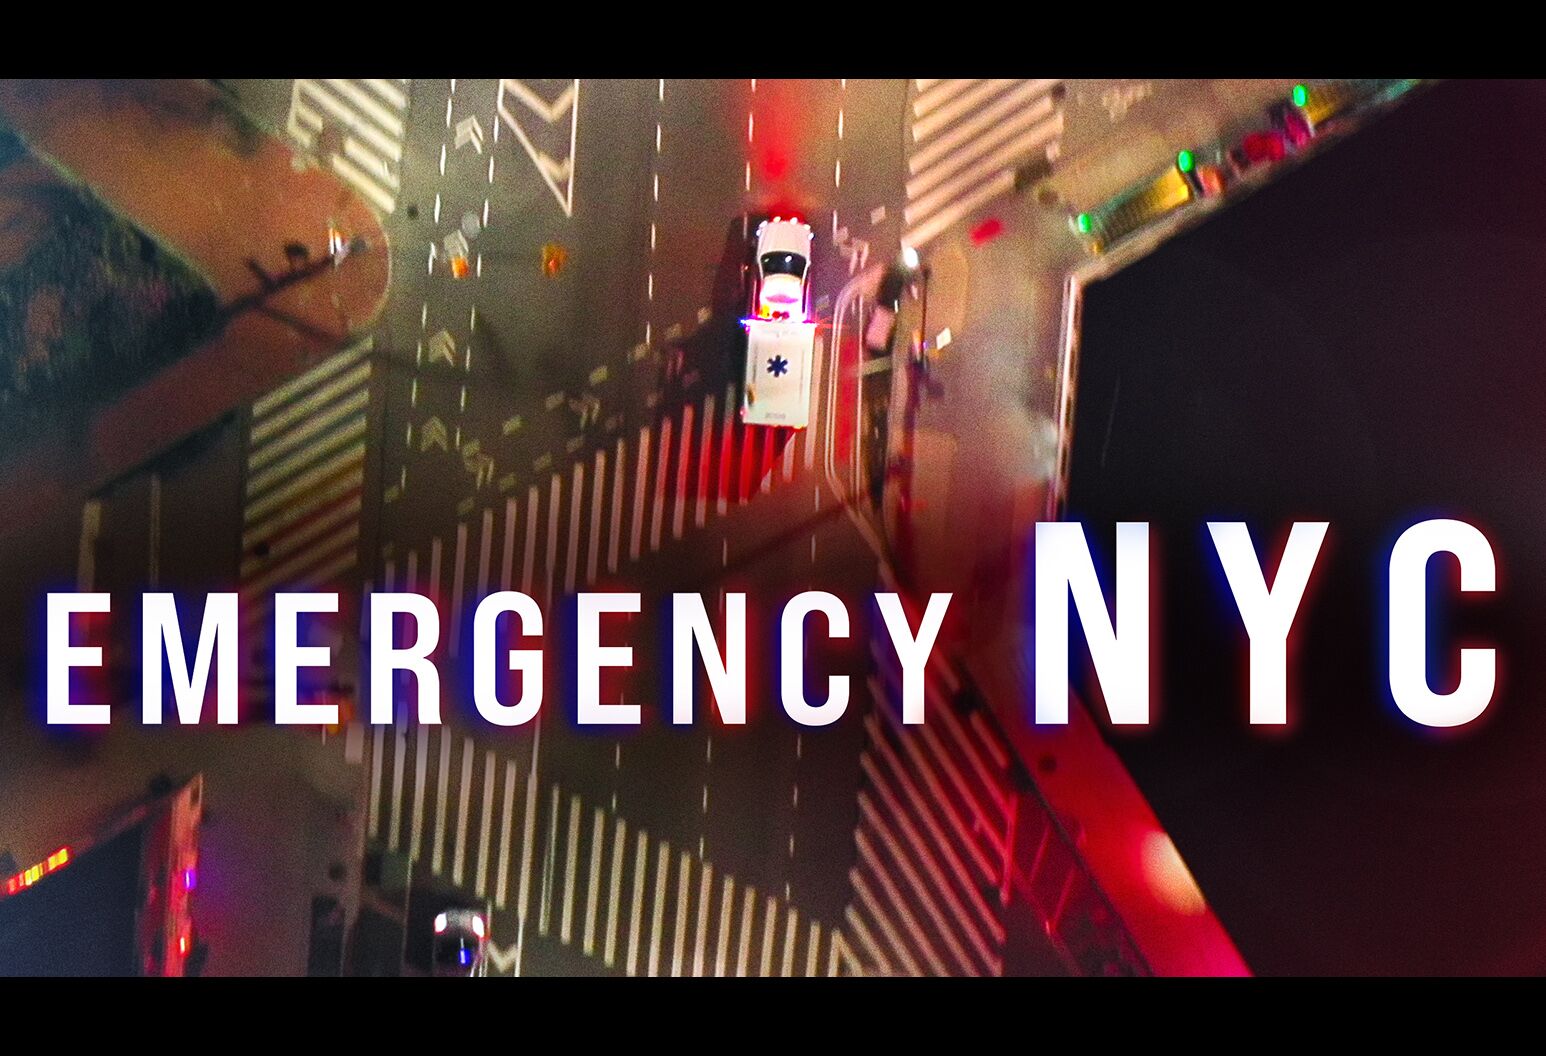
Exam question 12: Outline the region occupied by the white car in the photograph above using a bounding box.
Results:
[432,908,488,977]
[752,217,813,322]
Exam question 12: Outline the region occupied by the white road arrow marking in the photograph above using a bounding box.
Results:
[420,416,450,453]
[497,79,580,218]
[427,329,458,366]
[455,115,486,154]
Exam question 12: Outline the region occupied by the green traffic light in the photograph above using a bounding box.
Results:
[1176,150,1195,174]
[1075,213,1092,234]
[1292,84,1309,108]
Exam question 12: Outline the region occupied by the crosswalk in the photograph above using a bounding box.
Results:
[240,338,376,663]
[359,720,858,976]
[286,79,411,216]
[377,369,824,660]
[903,79,1066,251]
[847,566,1152,977]
[846,579,1014,976]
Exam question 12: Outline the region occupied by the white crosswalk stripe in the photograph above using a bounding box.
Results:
[239,338,375,678]
[902,79,1065,252]
[286,78,412,216]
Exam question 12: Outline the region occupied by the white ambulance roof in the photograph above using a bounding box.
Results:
[757,218,813,259]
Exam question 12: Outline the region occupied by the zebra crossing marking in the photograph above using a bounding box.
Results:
[903,79,1065,252]
[625,830,648,976]
[355,718,864,977]
[649,841,671,977]
[476,750,497,897]
[842,620,1018,976]
[583,806,605,956]
[240,339,374,671]
[693,863,712,977]
[388,726,406,852]
[604,818,627,967]
[560,792,581,944]
[453,736,474,886]
[286,78,410,215]
[736,885,756,977]
[672,850,692,977]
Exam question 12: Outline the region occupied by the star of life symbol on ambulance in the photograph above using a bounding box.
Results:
[767,355,790,377]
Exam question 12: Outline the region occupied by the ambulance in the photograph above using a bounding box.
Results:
[742,217,817,429]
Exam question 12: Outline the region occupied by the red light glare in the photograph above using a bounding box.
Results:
[969,218,1004,245]
[1239,131,1286,165]
[2,846,74,899]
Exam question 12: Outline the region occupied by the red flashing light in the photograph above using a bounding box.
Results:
[969,218,1004,245]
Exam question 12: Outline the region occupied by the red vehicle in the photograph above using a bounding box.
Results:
[1231,129,1289,174]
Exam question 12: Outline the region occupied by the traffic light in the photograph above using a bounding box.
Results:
[542,243,568,278]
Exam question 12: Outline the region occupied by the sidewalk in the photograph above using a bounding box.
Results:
[0,79,390,545]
